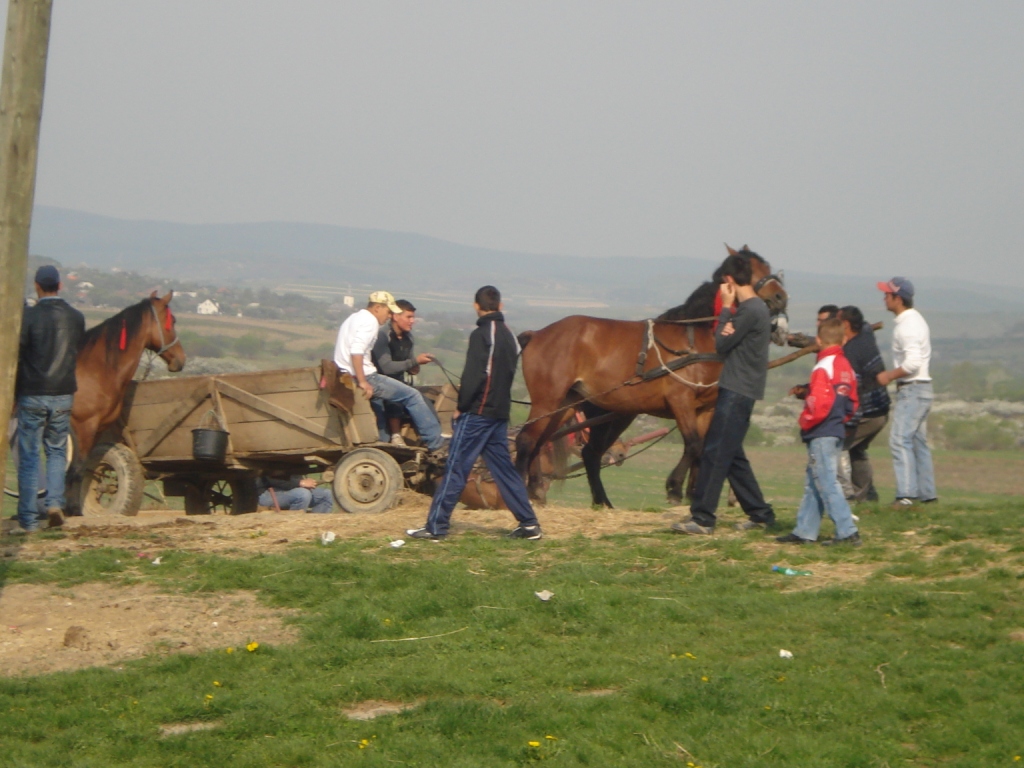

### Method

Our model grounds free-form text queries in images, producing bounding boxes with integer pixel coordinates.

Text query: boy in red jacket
[777,318,863,546]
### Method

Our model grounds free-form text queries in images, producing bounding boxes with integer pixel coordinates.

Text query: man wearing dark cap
[876,277,937,508]
[10,266,85,533]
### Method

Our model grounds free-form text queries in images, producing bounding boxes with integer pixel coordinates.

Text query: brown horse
[72,291,186,458]
[515,248,787,508]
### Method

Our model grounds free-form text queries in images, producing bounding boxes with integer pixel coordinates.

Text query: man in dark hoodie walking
[406,286,542,541]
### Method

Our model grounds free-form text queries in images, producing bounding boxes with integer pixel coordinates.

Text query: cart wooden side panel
[122,366,380,462]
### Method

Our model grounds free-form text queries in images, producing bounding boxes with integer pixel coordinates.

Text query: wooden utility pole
[0,0,54,493]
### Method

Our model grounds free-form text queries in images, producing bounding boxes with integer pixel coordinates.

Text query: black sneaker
[775,533,812,544]
[821,532,862,547]
[508,525,543,540]
[921,497,939,504]
[406,528,446,541]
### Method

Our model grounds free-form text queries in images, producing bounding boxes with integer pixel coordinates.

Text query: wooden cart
[76,363,456,516]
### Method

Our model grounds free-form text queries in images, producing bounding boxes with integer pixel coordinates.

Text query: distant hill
[30,206,1024,332]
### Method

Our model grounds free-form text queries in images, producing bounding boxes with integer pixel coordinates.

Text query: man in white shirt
[876,277,937,508]
[334,291,445,452]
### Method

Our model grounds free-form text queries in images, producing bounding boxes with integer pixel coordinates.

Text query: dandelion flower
[545,735,557,740]
[213,681,221,687]
[765,706,771,710]
[204,694,213,701]
[226,647,235,654]
[777,675,786,682]
[685,652,696,659]
[528,741,540,747]
[701,676,709,682]
[246,641,259,652]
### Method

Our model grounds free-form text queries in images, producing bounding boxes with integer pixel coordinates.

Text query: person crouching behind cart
[257,475,333,513]
[776,318,862,547]
[406,286,542,542]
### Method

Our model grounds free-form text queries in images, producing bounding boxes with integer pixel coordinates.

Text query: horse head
[724,244,789,346]
[146,291,187,372]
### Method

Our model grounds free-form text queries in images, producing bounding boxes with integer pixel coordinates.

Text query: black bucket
[192,410,229,462]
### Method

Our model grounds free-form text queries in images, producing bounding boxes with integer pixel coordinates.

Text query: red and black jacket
[457,311,520,420]
[798,346,859,442]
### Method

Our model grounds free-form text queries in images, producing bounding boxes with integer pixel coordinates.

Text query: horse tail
[517,330,534,350]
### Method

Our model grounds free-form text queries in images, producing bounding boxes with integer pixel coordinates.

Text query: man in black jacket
[12,266,85,533]
[673,255,776,535]
[407,286,542,541]
[838,305,891,502]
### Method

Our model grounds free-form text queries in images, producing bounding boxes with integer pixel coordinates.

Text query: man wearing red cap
[876,277,937,508]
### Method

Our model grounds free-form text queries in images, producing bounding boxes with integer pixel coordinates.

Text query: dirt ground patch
[0,582,298,677]
[2,491,682,561]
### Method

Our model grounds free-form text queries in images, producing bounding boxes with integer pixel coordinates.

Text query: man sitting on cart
[256,475,333,513]
[334,291,447,453]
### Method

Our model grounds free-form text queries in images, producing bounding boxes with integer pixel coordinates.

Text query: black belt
[896,379,930,388]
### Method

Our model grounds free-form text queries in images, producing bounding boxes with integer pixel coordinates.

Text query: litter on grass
[535,590,554,602]
[321,531,336,545]
[151,557,162,565]
[779,649,794,659]
[390,539,405,548]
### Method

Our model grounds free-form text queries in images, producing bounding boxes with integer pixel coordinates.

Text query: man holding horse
[333,291,446,453]
[673,254,776,535]
[11,266,85,533]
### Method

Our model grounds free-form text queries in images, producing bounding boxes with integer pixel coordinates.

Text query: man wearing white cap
[334,291,445,452]
[876,277,937,508]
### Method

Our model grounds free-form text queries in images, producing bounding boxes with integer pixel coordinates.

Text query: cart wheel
[332,447,403,514]
[80,443,145,517]
[184,476,259,515]
[4,417,74,499]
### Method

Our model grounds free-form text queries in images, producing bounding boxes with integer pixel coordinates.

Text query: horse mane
[656,247,767,323]
[82,298,152,365]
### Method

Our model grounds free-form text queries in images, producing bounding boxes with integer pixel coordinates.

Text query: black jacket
[843,326,891,420]
[371,324,416,381]
[17,298,85,397]
[458,311,520,420]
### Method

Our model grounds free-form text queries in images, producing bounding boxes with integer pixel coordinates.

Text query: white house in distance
[196,299,220,315]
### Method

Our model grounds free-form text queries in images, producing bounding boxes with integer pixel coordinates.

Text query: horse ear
[160,290,174,305]
[741,244,749,252]
[149,290,159,300]
[724,243,738,256]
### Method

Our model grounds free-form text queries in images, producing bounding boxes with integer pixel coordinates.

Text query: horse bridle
[753,270,787,317]
[149,301,182,356]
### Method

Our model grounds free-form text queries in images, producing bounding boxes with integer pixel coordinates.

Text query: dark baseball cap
[876,276,914,301]
[34,265,60,291]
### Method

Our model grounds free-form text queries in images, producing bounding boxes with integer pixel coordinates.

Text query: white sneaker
[390,434,407,446]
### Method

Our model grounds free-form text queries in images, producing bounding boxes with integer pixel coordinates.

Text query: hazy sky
[25,1,1024,285]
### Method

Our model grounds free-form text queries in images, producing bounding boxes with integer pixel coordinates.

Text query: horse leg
[580,410,633,508]
[665,390,706,504]
[515,407,575,504]
[685,405,716,501]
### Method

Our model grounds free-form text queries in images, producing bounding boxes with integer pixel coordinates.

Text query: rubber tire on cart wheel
[332,447,403,514]
[80,443,145,517]
[184,476,259,515]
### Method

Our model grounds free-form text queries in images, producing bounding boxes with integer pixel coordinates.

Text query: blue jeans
[367,373,444,450]
[689,387,774,528]
[792,436,858,541]
[16,394,74,529]
[889,382,936,501]
[425,414,539,536]
[258,486,333,513]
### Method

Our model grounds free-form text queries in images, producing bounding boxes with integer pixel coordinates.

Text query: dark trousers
[689,387,774,528]
[425,413,539,536]
[844,414,887,502]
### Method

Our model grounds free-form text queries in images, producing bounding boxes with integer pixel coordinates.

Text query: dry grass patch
[0,582,298,677]
[342,700,421,721]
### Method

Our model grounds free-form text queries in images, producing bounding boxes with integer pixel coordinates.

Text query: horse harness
[150,302,182,356]
[633,319,723,389]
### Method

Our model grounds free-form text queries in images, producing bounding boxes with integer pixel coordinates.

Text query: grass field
[1,445,1023,767]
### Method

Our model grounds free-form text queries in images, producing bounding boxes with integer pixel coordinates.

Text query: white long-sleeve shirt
[334,309,382,377]
[892,308,931,382]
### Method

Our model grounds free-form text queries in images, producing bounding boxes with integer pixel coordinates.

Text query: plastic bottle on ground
[772,565,812,576]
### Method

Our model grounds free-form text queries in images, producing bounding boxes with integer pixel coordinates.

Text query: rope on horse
[646,320,719,390]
